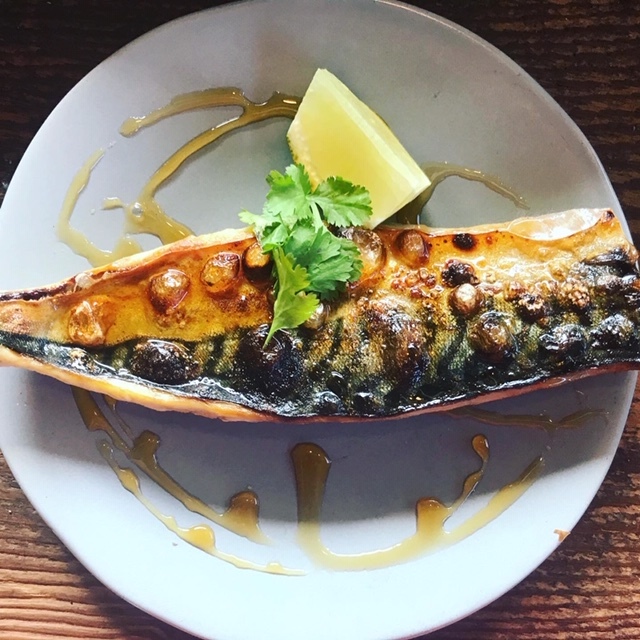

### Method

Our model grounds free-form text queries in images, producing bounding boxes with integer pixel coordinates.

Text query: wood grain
[1,1,640,638]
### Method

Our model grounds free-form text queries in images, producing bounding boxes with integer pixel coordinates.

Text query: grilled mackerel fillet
[0,208,638,421]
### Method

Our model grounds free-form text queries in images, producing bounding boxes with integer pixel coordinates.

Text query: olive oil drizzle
[397,161,528,225]
[72,388,268,545]
[55,150,144,266]
[120,90,299,245]
[423,162,528,210]
[56,88,527,265]
[73,385,545,574]
[96,438,300,575]
[119,87,299,136]
[291,437,542,571]
[449,407,604,431]
[57,89,300,266]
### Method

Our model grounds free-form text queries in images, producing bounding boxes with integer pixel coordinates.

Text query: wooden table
[1,1,639,638]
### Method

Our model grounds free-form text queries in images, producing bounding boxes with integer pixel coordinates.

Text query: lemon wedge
[287,69,430,228]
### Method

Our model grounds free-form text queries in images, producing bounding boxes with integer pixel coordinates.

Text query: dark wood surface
[1,1,640,638]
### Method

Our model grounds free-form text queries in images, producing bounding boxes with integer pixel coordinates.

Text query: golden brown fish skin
[0,230,272,347]
[0,209,639,421]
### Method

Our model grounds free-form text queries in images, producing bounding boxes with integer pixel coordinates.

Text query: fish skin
[0,209,639,422]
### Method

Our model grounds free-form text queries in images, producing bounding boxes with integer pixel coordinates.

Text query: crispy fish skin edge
[0,208,638,422]
[0,345,633,423]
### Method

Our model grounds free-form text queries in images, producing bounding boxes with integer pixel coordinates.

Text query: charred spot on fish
[341,228,386,281]
[584,248,637,275]
[149,269,190,314]
[364,303,430,390]
[539,325,587,361]
[591,314,636,349]
[516,292,551,322]
[595,274,640,309]
[619,274,640,304]
[504,281,525,302]
[395,229,430,267]
[130,339,201,385]
[201,252,241,294]
[313,391,345,415]
[449,283,483,317]
[326,371,348,398]
[418,268,436,287]
[468,312,516,363]
[598,273,632,294]
[0,281,73,302]
[452,233,476,251]
[235,325,302,396]
[242,242,272,284]
[353,391,382,416]
[441,259,478,287]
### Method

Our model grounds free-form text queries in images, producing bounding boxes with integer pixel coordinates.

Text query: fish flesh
[0,208,638,421]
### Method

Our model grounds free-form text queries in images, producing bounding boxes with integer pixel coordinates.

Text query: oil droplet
[102,196,125,210]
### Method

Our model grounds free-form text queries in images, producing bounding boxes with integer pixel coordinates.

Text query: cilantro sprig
[239,164,372,343]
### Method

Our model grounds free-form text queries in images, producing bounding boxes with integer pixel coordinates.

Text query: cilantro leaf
[284,224,362,296]
[240,163,373,343]
[239,209,268,233]
[312,177,372,227]
[266,248,319,344]
[264,165,314,228]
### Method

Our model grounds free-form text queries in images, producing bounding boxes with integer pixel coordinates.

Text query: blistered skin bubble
[303,302,328,330]
[560,279,591,311]
[591,314,636,349]
[242,242,272,284]
[449,283,483,317]
[149,269,190,314]
[395,229,430,267]
[235,325,302,396]
[313,390,345,415]
[366,303,429,392]
[468,311,515,363]
[539,324,587,360]
[130,339,201,385]
[68,299,106,347]
[343,228,386,281]
[201,252,241,294]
